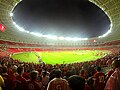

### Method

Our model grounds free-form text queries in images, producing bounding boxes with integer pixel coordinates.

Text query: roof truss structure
[0,0,120,44]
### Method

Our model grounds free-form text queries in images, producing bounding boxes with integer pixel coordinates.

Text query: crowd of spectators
[0,50,120,90]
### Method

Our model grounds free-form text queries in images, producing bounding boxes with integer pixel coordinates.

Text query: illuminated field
[11,50,110,64]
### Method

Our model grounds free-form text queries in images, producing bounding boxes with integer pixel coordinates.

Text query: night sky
[13,0,111,38]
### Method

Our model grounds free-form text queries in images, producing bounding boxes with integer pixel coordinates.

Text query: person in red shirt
[25,70,43,90]
[84,83,92,90]
[14,66,26,90]
[23,69,30,80]
[79,69,85,79]
[106,70,114,79]
[41,71,50,89]
[7,63,13,76]
[105,60,120,90]
[105,65,114,82]
[94,66,105,90]
[84,68,89,79]
[86,77,94,90]
[47,69,69,90]
[2,66,13,90]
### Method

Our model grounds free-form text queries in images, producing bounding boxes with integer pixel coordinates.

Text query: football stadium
[0,0,120,90]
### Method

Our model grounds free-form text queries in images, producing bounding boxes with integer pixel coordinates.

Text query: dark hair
[30,71,38,80]
[17,66,24,74]
[43,71,47,77]
[2,66,7,73]
[97,66,101,72]
[87,77,94,87]
[54,69,61,78]
[8,63,12,68]
[38,75,42,81]
[80,69,84,74]
[68,75,85,90]
[113,60,120,68]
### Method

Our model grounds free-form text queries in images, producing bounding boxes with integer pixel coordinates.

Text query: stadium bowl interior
[0,0,120,57]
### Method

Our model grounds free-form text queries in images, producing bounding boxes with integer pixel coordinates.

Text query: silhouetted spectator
[94,66,105,90]
[14,66,26,90]
[2,66,13,90]
[68,75,85,90]
[105,60,120,90]
[25,70,43,90]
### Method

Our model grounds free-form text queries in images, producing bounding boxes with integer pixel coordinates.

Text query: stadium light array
[13,21,89,41]
[98,23,112,38]
[80,38,88,40]
[65,37,72,41]
[25,31,30,33]
[13,22,16,25]
[46,35,58,40]
[72,38,80,41]
[30,32,42,37]
[15,25,25,32]
[58,37,65,40]
[98,29,111,38]
[14,22,30,33]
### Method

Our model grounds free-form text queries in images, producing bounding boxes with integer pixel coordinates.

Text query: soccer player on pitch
[37,56,46,69]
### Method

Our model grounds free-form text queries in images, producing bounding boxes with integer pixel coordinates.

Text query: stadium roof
[0,0,120,44]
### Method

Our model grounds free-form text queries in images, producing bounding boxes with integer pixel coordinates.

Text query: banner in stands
[0,24,6,32]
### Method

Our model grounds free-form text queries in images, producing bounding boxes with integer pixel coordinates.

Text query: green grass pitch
[11,50,110,64]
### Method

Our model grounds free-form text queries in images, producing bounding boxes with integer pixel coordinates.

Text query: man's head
[17,66,24,75]
[2,66,7,73]
[68,75,85,90]
[12,65,17,72]
[112,60,120,69]
[30,70,38,80]
[97,66,102,72]
[54,69,62,78]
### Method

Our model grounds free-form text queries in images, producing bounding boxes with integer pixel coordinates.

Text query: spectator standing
[14,66,26,90]
[47,69,69,90]
[25,71,43,90]
[42,71,50,89]
[2,66,13,90]
[94,66,105,90]
[68,75,85,90]
[105,60,120,90]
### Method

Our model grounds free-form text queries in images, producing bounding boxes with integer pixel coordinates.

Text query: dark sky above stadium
[13,0,111,38]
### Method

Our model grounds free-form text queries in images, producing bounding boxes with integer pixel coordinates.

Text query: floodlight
[25,31,30,33]
[93,40,97,42]
[30,32,42,37]
[98,23,112,38]
[98,29,111,38]
[15,24,20,29]
[65,37,72,41]
[13,21,90,41]
[98,36,102,38]
[82,38,88,40]
[15,24,25,32]
[42,35,48,37]
[10,13,13,16]
[46,35,58,40]
[71,38,80,41]
[13,22,16,25]
[58,37,65,40]
[15,3,18,6]
[19,27,25,32]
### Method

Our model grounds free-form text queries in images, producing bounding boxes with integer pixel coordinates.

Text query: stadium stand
[0,49,120,90]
